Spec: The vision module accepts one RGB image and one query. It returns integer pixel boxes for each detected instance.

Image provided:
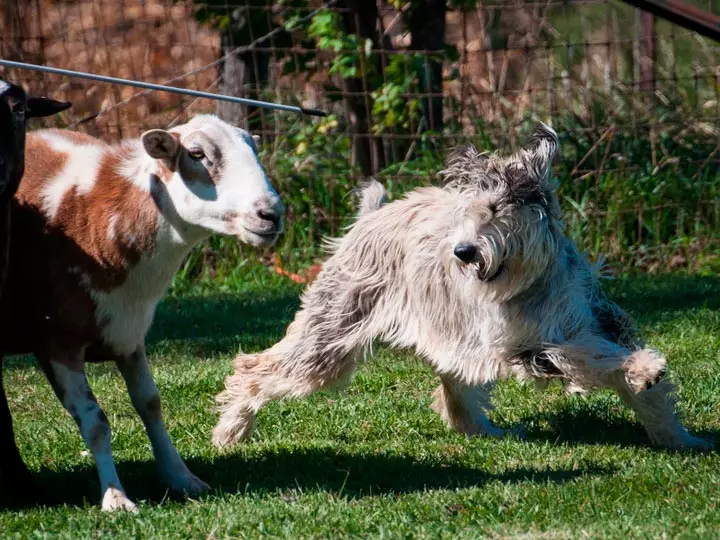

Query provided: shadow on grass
[148,290,301,348]
[11,447,615,510]
[5,274,718,372]
[519,406,718,450]
[2,290,302,371]
[605,274,720,322]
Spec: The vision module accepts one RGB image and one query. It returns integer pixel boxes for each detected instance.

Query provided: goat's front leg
[116,346,209,497]
[38,348,137,512]
[431,376,522,438]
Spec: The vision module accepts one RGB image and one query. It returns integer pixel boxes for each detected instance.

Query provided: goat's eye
[188,149,205,160]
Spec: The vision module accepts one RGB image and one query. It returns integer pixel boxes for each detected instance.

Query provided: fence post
[638,10,656,92]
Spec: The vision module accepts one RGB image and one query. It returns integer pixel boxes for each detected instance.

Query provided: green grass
[2,274,720,538]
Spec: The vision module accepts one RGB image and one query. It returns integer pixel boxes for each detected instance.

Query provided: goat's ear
[142,129,180,160]
[521,122,559,181]
[26,97,72,118]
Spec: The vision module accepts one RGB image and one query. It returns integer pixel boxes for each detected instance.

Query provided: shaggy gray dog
[212,124,710,451]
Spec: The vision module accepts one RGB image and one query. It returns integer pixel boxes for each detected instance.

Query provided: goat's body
[1,131,174,358]
[0,116,284,511]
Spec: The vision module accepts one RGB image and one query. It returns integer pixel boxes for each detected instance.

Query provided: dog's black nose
[453,243,477,263]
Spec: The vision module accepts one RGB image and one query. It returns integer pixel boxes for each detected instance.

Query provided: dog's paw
[211,414,255,449]
[562,380,589,396]
[624,349,667,393]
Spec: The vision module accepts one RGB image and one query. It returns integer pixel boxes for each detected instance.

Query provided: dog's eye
[188,148,205,160]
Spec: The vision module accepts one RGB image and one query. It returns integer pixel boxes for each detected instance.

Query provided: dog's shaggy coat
[212,124,710,451]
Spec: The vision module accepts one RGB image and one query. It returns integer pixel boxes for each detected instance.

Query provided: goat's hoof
[0,468,48,508]
[506,424,527,440]
[101,487,138,513]
[169,471,211,497]
[624,349,667,393]
[684,436,714,452]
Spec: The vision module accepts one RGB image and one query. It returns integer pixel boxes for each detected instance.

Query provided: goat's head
[0,79,71,202]
[141,114,284,248]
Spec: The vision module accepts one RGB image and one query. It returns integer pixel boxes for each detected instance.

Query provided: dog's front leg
[528,339,668,394]
[532,339,711,450]
[430,376,523,439]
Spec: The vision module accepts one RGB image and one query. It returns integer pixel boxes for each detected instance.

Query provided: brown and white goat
[0,114,283,511]
[0,79,70,508]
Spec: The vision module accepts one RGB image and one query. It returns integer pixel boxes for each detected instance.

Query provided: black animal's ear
[26,97,72,118]
[521,122,559,181]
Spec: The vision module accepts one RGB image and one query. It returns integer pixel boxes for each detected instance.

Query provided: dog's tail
[355,179,388,217]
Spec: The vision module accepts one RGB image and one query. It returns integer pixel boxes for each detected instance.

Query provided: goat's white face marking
[141,115,284,247]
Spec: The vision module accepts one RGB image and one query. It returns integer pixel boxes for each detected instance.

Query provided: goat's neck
[122,147,210,270]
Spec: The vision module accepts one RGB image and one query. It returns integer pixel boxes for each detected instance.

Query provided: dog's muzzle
[453,243,476,263]
[453,242,504,282]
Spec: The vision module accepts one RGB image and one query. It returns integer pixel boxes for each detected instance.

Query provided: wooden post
[638,11,656,92]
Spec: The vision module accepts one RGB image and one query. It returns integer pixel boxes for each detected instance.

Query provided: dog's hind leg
[431,376,520,438]
[212,347,360,448]
[212,313,365,448]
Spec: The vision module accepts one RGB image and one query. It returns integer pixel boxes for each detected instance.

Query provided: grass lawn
[1,274,719,538]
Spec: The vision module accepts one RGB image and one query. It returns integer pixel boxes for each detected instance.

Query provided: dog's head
[441,123,564,299]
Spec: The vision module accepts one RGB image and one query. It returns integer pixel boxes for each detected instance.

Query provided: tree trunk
[339,0,386,175]
[216,8,270,132]
[0,0,24,61]
[409,0,446,133]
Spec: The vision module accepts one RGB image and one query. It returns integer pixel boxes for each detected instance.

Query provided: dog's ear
[445,143,488,172]
[441,143,490,188]
[520,123,559,183]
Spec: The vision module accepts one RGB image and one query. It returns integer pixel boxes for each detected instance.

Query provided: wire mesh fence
[1,0,719,280]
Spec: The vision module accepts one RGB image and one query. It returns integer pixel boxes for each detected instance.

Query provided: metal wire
[0,58,327,116]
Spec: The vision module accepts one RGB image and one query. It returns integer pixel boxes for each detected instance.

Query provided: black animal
[0,79,70,507]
